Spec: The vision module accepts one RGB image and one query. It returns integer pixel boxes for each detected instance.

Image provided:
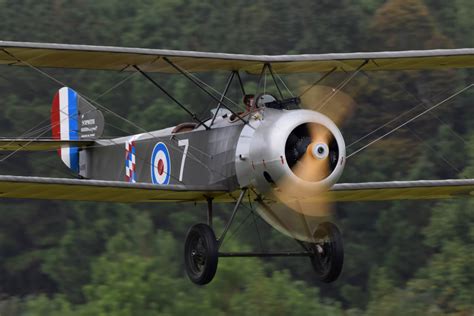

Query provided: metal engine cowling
[235,107,346,241]
[235,108,346,198]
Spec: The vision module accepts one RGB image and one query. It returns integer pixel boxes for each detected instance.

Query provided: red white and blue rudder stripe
[51,87,80,173]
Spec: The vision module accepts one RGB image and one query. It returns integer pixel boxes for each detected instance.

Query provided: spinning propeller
[258,85,356,241]
[300,85,356,126]
[289,123,333,182]
[288,85,355,183]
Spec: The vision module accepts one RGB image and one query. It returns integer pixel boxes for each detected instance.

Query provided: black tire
[309,222,344,283]
[184,223,218,285]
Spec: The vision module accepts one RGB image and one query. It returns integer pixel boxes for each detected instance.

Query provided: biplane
[0,41,473,285]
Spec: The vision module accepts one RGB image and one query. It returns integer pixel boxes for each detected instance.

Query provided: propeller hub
[311,143,329,160]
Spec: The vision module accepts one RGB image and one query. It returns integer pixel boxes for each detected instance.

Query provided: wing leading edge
[0,41,473,74]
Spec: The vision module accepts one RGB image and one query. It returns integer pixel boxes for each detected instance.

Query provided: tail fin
[51,87,104,173]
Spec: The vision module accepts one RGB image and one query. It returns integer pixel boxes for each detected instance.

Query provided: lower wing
[0,175,228,203]
[0,176,471,203]
[327,179,474,202]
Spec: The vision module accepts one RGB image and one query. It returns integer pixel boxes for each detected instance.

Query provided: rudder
[51,87,104,173]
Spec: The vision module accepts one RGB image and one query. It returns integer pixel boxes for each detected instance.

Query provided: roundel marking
[151,142,171,185]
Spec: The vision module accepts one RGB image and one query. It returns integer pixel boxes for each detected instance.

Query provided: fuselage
[79,109,248,189]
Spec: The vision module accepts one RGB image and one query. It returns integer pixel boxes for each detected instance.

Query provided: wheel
[309,222,344,283]
[184,223,218,285]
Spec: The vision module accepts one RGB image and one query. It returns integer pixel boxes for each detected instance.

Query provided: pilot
[243,94,255,111]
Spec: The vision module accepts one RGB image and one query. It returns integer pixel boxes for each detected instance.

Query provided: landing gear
[308,222,344,283]
[184,223,218,285]
[184,190,246,285]
[183,191,344,285]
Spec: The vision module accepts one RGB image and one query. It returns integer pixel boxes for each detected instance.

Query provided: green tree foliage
[0,0,472,314]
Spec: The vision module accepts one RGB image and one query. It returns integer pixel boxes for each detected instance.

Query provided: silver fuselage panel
[80,115,247,189]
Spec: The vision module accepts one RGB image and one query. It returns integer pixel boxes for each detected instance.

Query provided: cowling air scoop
[51,87,104,173]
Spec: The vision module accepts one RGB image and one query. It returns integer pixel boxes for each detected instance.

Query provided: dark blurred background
[0,0,473,315]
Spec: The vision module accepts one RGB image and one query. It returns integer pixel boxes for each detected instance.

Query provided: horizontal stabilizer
[0,139,93,151]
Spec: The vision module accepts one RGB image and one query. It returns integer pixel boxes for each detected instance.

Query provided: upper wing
[1,41,473,74]
[0,139,94,151]
[325,179,474,202]
[0,175,229,203]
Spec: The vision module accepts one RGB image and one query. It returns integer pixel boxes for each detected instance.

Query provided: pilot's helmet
[243,94,255,109]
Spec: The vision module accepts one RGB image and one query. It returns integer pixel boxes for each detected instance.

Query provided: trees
[0,0,472,314]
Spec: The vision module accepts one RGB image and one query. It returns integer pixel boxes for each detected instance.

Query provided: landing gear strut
[184,190,246,285]
[183,190,344,285]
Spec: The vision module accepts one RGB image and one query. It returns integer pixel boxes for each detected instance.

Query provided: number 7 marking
[178,139,189,182]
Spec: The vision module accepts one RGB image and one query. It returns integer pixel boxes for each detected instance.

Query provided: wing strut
[255,63,285,100]
[236,71,246,96]
[133,65,210,129]
[267,63,284,99]
[162,57,250,126]
[217,188,247,249]
[209,71,235,127]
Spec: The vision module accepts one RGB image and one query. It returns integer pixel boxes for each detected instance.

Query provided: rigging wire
[298,67,337,98]
[267,64,284,99]
[317,61,368,112]
[348,71,468,149]
[93,71,139,101]
[0,64,138,161]
[272,69,295,97]
[0,49,231,181]
[0,64,137,141]
[161,58,246,111]
[346,83,473,159]
[255,64,268,97]
[226,190,303,253]
[346,86,454,149]
[222,207,254,248]
[133,65,209,129]
[405,125,465,178]
[386,74,468,145]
